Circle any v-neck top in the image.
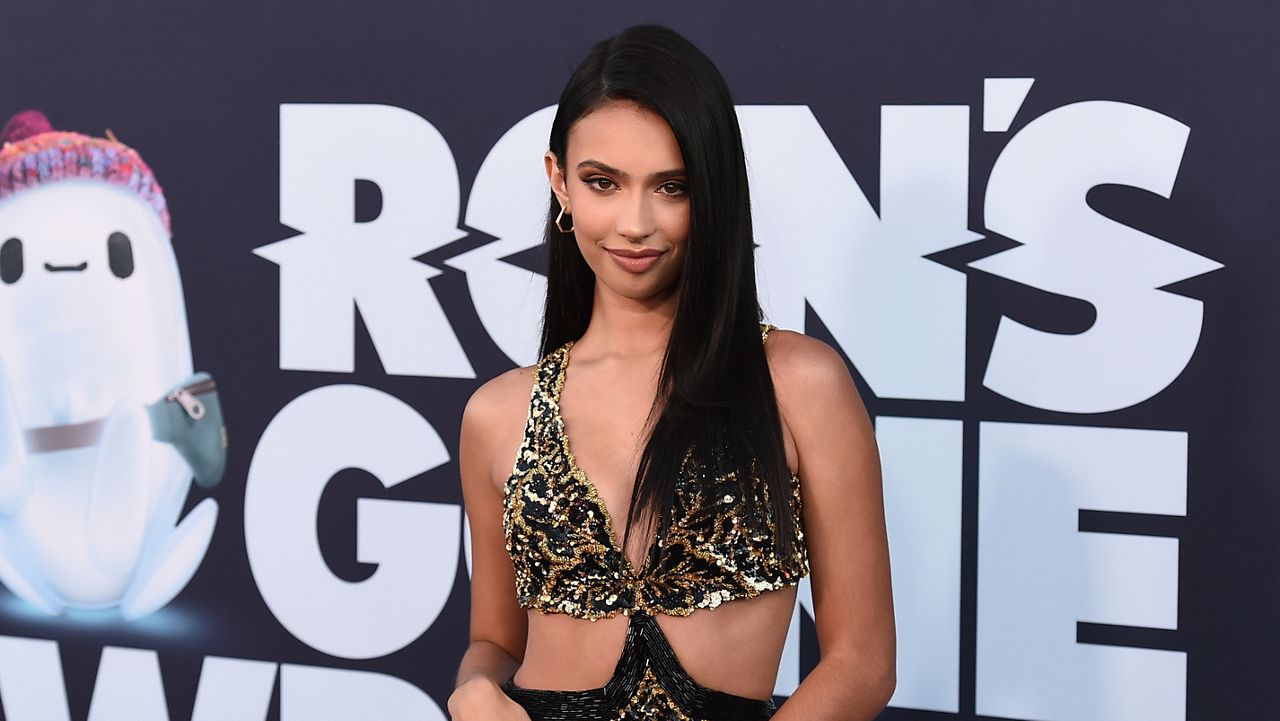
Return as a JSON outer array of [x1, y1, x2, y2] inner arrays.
[[502, 324, 809, 619]]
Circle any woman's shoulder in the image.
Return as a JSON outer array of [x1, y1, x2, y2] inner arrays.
[[762, 327, 852, 394], [460, 364, 540, 489], [464, 364, 537, 431]]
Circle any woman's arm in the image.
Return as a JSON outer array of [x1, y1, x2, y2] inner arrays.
[[448, 371, 534, 720], [767, 332, 896, 721]]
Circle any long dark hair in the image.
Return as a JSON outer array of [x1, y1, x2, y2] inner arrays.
[[541, 24, 800, 564]]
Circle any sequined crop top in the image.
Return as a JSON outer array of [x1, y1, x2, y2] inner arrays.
[[502, 325, 809, 620]]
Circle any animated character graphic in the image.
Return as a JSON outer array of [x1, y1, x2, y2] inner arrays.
[[0, 110, 226, 621]]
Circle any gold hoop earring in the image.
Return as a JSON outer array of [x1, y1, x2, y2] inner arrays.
[[555, 206, 574, 233]]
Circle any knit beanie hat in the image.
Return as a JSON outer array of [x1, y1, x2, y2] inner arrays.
[[0, 110, 170, 233]]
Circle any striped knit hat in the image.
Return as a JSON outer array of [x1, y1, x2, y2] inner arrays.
[[0, 110, 170, 233]]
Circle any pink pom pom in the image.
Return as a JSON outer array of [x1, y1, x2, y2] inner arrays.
[[1, 110, 55, 144]]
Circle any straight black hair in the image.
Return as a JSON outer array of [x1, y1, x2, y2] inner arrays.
[[541, 24, 800, 565]]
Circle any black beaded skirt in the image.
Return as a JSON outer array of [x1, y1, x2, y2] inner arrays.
[[502, 611, 776, 721]]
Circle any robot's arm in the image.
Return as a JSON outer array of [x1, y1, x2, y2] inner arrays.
[[0, 359, 31, 514]]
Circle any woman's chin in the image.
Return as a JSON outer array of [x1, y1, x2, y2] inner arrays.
[[598, 275, 680, 304]]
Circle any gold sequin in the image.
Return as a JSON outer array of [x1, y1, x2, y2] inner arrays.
[[502, 324, 809, 620]]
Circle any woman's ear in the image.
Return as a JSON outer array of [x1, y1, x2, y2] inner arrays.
[[545, 151, 570, 211]]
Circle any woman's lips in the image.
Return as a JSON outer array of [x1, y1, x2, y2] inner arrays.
[[605, 247, 666, 274]]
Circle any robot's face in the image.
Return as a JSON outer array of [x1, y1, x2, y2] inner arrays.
[[0, 180, 169, 322], [2, 225, 138, 281], [0, 180, 189, 425]]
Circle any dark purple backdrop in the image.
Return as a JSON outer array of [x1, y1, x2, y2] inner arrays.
[[0, 2, 1274, 720]]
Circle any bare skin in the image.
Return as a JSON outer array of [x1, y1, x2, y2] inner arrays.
[[450, 100, 895, 721]]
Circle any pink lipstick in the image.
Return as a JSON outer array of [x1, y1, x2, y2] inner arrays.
[[605, 247, 666, 274]]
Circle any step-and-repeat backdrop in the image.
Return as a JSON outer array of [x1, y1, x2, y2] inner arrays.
[[0, 2, 1273, 720]]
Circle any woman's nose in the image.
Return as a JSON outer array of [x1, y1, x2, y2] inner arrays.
[[615, 192, 656, 241]]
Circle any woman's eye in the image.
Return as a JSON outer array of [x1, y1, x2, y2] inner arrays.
[[0, 237, 22, 284], [107, 231, 134, 279], [586, 177, 615, 191], [659, 182, 687, 196]]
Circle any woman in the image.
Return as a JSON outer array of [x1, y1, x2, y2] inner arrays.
[[449, 24, 894, 721]]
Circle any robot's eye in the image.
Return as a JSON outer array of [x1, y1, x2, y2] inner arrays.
[[108, 232, 134, 279], [0, 237, 21, 284]]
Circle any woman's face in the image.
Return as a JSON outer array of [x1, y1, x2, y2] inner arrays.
[[546, 100, 690, 304]]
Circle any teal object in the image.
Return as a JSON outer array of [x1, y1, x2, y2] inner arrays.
[[146, 372, 227, 488]]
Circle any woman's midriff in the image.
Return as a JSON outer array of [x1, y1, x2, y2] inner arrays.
[[513, 584, 797, 701]]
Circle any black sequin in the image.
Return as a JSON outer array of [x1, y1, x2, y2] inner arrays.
[[503, 611, 777, 720], [501, 324, 809, 719]]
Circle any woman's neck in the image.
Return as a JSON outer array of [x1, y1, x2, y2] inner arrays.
[[576, 282, 677, 358]]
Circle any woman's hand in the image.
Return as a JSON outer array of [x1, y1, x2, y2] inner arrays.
[[447, 677, 532, 721]]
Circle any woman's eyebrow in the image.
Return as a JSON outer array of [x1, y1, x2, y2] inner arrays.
[[649, 168, 687, 181], [577, 159, 686, 181]]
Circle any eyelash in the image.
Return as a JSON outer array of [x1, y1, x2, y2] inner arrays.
[[581, 176, 687, 197], [658, 181, 688, 197]]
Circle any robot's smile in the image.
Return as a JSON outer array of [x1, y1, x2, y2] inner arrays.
[[44, 262, 88, 272]]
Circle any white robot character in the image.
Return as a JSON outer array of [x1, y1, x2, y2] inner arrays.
[[0, 110, 226, 620]]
